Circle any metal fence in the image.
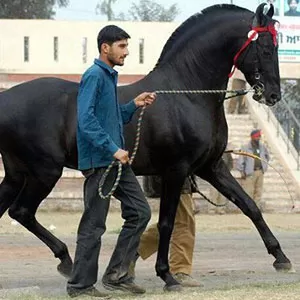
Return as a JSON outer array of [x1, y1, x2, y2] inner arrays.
[[263, 79, 300, 170]]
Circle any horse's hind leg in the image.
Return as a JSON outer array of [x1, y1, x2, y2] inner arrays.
[[7, 173, 73, 278], [199, 160, 292, 272]]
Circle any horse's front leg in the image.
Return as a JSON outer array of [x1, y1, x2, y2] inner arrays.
[[198, 159, 293, 272], [156, 173, 186, 291]]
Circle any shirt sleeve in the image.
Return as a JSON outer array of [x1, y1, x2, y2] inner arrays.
[[77, 73, 119, 156], [120, 100, 138, 124]]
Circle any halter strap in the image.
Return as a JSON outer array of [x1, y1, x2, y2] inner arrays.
[[228, 25, 277, 78]]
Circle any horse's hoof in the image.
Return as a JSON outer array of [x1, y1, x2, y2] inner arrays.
[[163, 283, 182, 292], [273, 260, 293, 273], [57, 260, 73, 278]]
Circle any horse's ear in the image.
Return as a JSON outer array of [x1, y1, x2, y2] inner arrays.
[[266, 4, 274, 18], [253, 3, 273, 27]]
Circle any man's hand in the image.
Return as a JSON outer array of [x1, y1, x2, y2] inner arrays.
[[134, 92, 156, 107], [113, 149, 129, 164]]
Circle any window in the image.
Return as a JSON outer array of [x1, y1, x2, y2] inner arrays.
[[82, 37, 87, 63], [139, 38, 144, 64], [54, 37, 59, 62], [24, 36, 29, 62]]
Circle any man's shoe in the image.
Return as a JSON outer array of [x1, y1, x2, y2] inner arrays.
[[67, 286, 111, 298], [102, 280, 146, 294], [173, 273, 203, 288]]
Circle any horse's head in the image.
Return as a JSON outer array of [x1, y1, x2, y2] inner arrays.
[[231, 3, 280, 106]]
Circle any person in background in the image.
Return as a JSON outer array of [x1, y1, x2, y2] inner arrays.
[[227, 78, 247, 114], [209, 150, 234, 214], [236, 129, 270, 211], [136, 176, 202, 287]]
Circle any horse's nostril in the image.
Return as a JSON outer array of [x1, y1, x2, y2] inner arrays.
[[270, 94, 279, 105]]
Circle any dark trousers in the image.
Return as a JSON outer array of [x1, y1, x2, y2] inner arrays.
[[67, 165, 151, 290]]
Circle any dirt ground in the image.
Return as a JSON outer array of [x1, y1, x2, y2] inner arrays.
[[0, 212, 300, 298]]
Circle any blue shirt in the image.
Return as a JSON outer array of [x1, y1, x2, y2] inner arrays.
[[77, 58, 137, 170]]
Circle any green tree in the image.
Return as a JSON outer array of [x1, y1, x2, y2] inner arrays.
[[95, 0, 118, 21], [128, 0, 179, 22], [0, 0, 69, 19]]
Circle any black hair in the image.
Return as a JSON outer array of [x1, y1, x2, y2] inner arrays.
[[97, 25, 130, 53], [288, 0, 299, 5]]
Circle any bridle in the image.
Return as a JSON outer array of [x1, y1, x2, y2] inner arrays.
[[228, 23, 278, 102]]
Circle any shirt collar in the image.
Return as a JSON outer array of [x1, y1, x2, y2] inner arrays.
[[94, 58, 118, 76]]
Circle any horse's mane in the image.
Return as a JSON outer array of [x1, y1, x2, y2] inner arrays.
[[154, 4, 251, 69]]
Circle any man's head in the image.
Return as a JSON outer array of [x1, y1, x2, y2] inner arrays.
[[250, 129, 262, 143], [288, 0, 299, 10], [97, 25, 131, 67]]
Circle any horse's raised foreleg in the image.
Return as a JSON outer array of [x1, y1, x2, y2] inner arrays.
[[7, 173, 73, 278], [198, 160, 292, 272], [155, 170, 187, 291]]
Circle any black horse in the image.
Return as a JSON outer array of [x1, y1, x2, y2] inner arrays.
[[0, 3, 292, 291]]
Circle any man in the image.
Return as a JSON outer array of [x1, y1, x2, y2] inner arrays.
[[236, 129, 270, 211], [285, 0, 300, 16], [136, 177, 201, 287], [66, 25, 156, 298]]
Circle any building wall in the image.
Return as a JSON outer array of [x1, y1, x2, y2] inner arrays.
[[0, 18, 299, 86], [0, 20, 175, 77]]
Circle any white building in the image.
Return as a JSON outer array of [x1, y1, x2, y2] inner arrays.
[[0, 17, 299, 88]]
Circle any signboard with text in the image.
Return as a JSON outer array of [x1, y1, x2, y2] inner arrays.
[[259, 0, 300, 62], [278, 22, 300, 62]]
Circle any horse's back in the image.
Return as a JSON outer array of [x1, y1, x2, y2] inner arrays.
[[1, 77, 78, 100], [0, 77, 79, 168]]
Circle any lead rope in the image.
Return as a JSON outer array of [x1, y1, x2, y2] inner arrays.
[[98, 86, 262, 200], [190, 150, 295, 209], [226, 150, 295, 210]]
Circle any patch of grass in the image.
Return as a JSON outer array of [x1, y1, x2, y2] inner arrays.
[[108, 227, 122, 234], [1, 212, 300, 237], [6, 282, 300, 300]]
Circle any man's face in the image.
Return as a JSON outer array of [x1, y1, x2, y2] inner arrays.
[[251, 136, 261, 143], [106, 39, 129, 67], [289, 0, 299, 10]]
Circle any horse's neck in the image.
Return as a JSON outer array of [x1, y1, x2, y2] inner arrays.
[[154, 19, 249, 90]]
